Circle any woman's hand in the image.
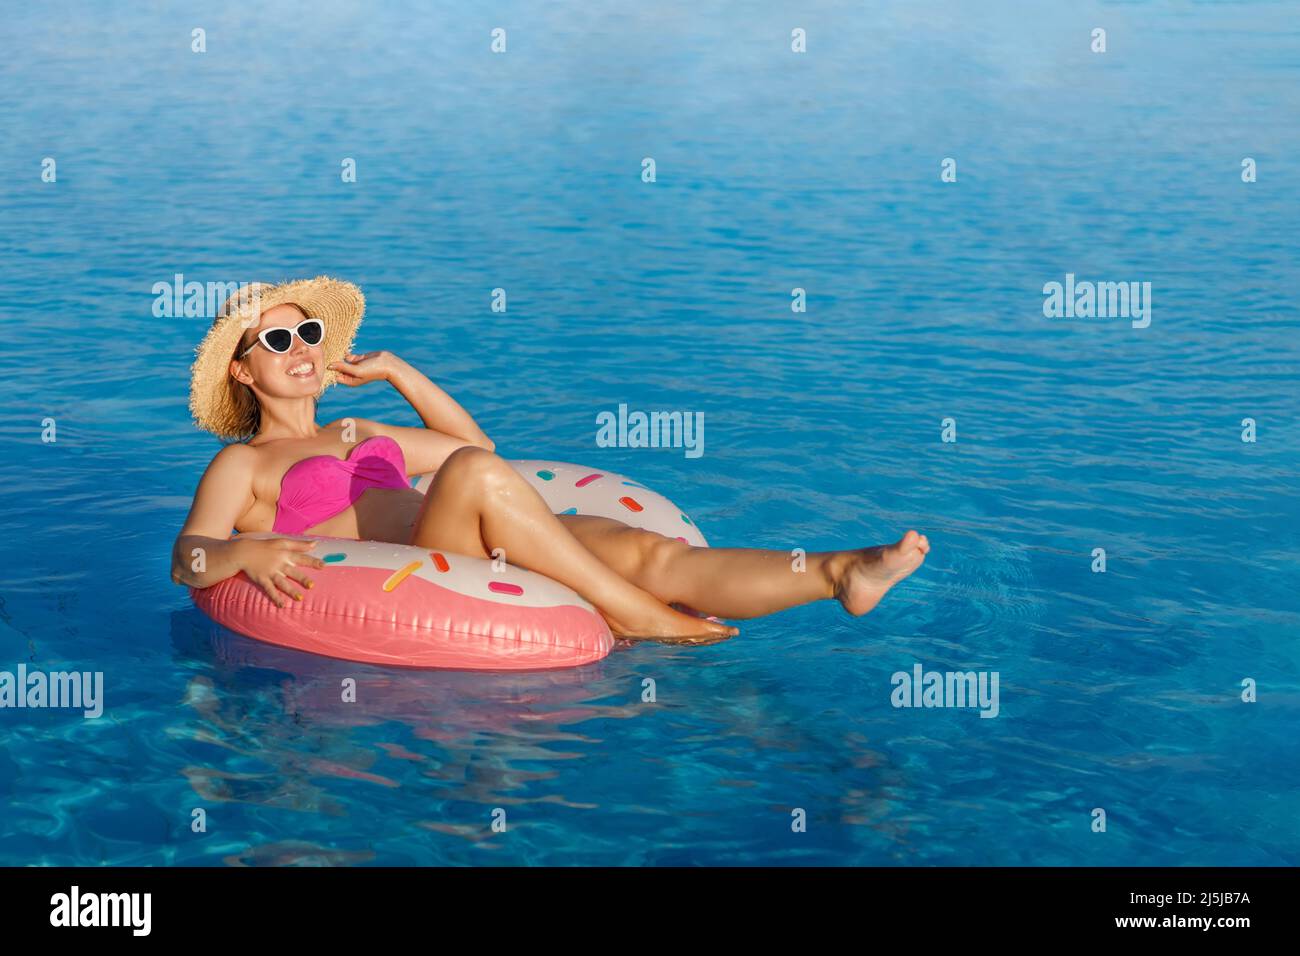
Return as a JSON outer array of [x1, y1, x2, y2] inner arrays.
[[327, 350, 407, 387], [236, 537, 328, 608]]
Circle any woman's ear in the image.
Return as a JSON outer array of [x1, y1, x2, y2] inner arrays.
[[229, 358, 254, 386]]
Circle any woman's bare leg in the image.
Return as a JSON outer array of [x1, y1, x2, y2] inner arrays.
[[407, 448, 738, 642], [558, 515, 930, 620]]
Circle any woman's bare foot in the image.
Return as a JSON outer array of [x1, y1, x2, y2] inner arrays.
[[833, 531, 930, 616], [605, 598, 739, 644]]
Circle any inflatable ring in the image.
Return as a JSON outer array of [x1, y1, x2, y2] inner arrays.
[[190, 460, 709, 671]]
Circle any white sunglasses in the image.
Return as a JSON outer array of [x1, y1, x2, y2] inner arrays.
[[238, 318, 325, 359]]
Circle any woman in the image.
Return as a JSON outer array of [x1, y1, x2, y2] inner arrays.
[[171, 277, 929, 642]]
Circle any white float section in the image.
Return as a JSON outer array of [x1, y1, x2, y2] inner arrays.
[[411, 459, 710, 548]]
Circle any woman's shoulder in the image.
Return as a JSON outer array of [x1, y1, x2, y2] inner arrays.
[[205, 440, 262, 478]]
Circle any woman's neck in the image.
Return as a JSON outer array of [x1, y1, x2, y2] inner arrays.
[[251, 397, 320, 443]]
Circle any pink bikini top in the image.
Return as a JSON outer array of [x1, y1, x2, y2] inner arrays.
[[273, 435, 410, 535]]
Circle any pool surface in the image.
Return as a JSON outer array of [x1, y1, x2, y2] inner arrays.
[[0, 1, 1297, 865]]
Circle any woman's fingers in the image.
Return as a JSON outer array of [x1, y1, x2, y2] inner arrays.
[[281, 566, 315, 591], [271, 571, 303, 602], [251, 540, 329, 606], [256, 576, 288, 608], [328, 362, 364, 386], [328, 354, 377, 384]]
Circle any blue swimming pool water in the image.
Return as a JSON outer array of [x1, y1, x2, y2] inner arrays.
[[1, 1, 1297, 866]]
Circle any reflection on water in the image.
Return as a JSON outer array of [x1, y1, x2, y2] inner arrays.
[[166, 610, 905, 864]]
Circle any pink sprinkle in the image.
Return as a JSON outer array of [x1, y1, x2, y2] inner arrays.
[[575, 473, 603, 487], [676, 536, 689, 543], [488, 581, 524, 596]]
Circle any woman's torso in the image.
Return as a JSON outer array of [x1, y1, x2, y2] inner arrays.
[[235, 428, 426, 542]]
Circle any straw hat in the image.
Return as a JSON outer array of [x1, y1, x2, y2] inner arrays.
[[188, 276, 365, 439]]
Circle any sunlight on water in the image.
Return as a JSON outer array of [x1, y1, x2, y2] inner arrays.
[[0, 0, 1296, 865]]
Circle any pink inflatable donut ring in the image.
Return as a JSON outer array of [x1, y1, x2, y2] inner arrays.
[[190, 460, 710, 671]]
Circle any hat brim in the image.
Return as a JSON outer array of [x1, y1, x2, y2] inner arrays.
[[188, 276, 365, 439]]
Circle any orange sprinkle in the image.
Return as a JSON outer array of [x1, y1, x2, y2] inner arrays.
[[430, 552, 450, 573], [618, 496, 644, 513], [382, 560, 423, 592]]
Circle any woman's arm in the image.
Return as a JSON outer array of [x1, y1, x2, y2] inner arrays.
[[171, 444, 255, 588], [329, 351, 493, 450], [388, 356, 493, 450], [326, 351, 496, 474], [171, 444, 325, 605]]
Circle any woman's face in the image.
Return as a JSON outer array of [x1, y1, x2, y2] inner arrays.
[[231, 303, 323, 397]]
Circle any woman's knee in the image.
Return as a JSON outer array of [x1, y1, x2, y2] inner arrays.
[[437, 445, 513, 496], [639, 531, 690, 586]]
